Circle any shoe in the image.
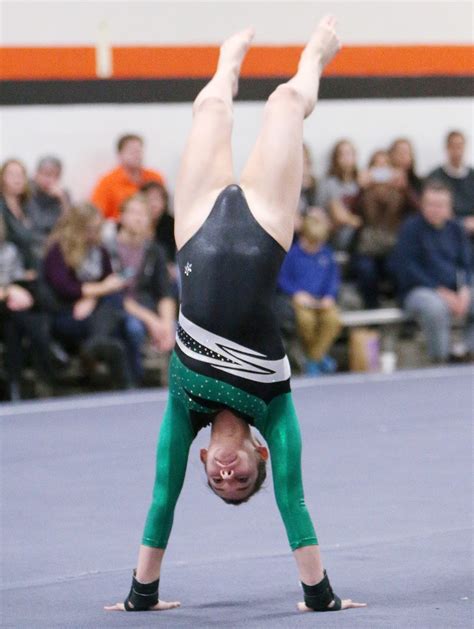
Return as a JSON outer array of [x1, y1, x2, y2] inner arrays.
[[319, 355, 338, 374], [305, 360, 323, 377], [49, 341, 71, 368]]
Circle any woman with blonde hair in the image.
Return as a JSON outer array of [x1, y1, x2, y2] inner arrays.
[[44, 203, 132, 389]]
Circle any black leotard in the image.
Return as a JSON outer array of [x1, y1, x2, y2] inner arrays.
[[175, 184, 291, 403]]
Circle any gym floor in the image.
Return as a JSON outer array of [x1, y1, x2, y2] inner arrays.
[[1, 365, 472, 628]]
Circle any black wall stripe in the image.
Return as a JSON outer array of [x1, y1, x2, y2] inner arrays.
[[1, 76, 472, 106]]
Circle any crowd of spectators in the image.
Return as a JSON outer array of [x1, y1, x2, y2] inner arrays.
[[0, 130, 473, 400]]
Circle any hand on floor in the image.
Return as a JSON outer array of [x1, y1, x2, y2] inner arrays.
[[104, 599, 180, 611], [297, 598, 367, 612]]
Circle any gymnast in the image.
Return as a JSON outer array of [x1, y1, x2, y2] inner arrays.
[[106, 15, 366, 614]]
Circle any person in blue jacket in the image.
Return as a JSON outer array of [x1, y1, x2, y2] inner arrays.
[[279, 208, 342, 375], [391, 179, 473, 363]]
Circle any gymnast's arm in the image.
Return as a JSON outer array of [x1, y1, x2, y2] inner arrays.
[[105, 394, 194, 612], [261, 394, 321, 583], [141, 394, 195, 549], [262, 393, 366, 612]]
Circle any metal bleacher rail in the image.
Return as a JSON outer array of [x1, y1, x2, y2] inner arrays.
[[340, 307, 409, 328]]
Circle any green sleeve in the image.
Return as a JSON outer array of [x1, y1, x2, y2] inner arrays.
[[142, 394, 194, 548], [261, 393, 319, 551]]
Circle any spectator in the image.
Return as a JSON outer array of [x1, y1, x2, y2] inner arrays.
[[428, 130, 474, 237], [358, 149, 394, 185], [28, 156, 71, 243], [352, 150, 407, 308], [278, 208, 342, 376], [0, 159, 42, 272], [388, 137, 422, 213], [297, 143, 319, 217], [140, 180, 179, 300], [44, 203, 133, 389], [321, 139, 361, 250], [91, 133, 166, 222], [391, 181, 473, 363], [105, 193, 176, 384], [140, 181, 176, 263], [0, 214, 54, 400]]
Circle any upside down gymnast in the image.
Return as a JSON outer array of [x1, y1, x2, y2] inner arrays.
[[106, 15, 366, 614]]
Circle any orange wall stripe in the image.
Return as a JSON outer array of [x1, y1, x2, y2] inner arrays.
[[329, 45, 474, 77], [0, 47, 96, 80], [1, 45, 473, 81], [113, 46, 218, 79]]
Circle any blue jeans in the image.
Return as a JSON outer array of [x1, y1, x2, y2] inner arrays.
[[122, 315, 147, 383], [352, 254, 391, 309], [404, 287, 474, 361]]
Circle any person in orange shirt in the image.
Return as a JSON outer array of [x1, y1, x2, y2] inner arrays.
[[91, 134, 166, 221]]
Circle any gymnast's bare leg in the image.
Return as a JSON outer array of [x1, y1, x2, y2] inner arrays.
[[174, 27, 255, 249], [240, 15, 340, 251]]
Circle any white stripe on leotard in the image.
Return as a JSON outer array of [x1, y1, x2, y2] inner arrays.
[[176, 310, 291, 384]]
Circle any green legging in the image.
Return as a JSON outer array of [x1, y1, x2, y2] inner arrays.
[[142, 353, 318, 551]]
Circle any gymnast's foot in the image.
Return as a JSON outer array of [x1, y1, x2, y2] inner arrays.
[[289, 14, 341, 117], [218, 26, 255, 96], [301, 14, 341, 73]]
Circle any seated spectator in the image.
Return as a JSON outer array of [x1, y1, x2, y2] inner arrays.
[[391, 181, 473, 363], [0, 159, 43, 273], [321, 139, 361, 250], [44, 203, 133, 389], [0, 214, 54, 400], [28, 156, 71, 243], [428, 130, 474, 238], [140, 180, 179, 298], [297, 143, 320, 222], [352, 150, 407, 308], [105, 193, 176, 384], [278, 208, 342, 376], [92, 133, 166, 222], [388, 137, 422, 214], [140, 181, 176, 262], [358, 150, 395, 187]]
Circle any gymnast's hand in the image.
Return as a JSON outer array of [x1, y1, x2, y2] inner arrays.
[[297, 598, 367, 612], [104, 599, 180, 612]]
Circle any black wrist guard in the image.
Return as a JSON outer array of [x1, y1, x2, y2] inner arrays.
[[124, 569, 159, 611], [301, 570, 342, 612]]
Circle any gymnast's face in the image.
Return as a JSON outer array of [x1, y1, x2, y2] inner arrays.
[[200, 418, 268, 502]]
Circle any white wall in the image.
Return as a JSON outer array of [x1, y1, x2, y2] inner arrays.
[[2, 0, 472, 45], [2, 98, 472, 202], [1, 1, 472, 201]]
